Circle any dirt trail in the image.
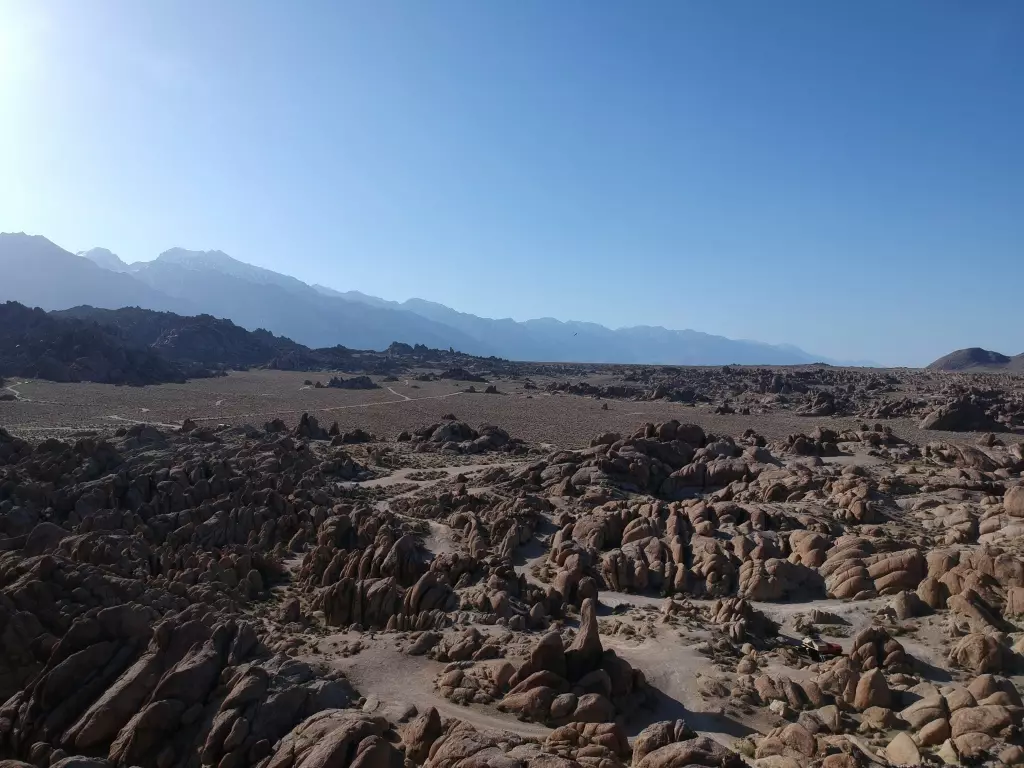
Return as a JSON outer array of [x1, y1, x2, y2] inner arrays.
[[358, 462, 520, 490], [188, 390, 466, 424], [387, 386, 412, 401], [103, 414, 181, 429], [2, 381, 60, 405]]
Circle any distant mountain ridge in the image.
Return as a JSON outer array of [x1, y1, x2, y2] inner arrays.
[[0, 234, 189, 314], [927, 347, 1024, 372], [7, 232, 857, 365]]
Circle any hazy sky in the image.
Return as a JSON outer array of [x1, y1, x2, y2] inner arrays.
[[2, 1, 1022, 366]]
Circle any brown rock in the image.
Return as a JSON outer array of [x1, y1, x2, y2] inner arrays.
[[999, 745, 1024, 766], [565, 599, 603, 682], [953, 731, 996, 760], [916, 717, 951, 747], [530, 632, 567, 679], [820, 756, 858, 768], [916, 577, 948, 610], [632, 720, 695, 764], [968, 674, 1023, 706], [68, 650, 164, 749], [900, 695, 947, 730], [498, 686, 557, 720], [349, 735, 404, 768], [779, 722, 816, 757], [950, 704, 1012, 737], [570, 693, 616, 723], [264, 710, 390, 768], [400, 707, 442, 764], [1007, 587, 1024, 616], [949, 633, 1008, 674], [945, 687, 977, 712], [853, 668, 890, 711], [549, 693, 577, 721], [635, 737, 743, 768]]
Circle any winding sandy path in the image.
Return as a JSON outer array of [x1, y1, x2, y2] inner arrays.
[[103, 414, 182, 429], [387, 386, 412, 401], [2, 381, 60, 405]]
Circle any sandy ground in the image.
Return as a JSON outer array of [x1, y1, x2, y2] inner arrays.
[[309, 637, 552, 739], [0, 369, 984, 447]]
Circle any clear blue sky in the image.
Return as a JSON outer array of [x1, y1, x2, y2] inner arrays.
[[2, 1, 1022, 366]]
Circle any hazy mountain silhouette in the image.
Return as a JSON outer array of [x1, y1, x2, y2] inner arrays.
[[316, 288, 839, 365], [78, 247, 132, 272], [127, 249, 486, 351], [0, 234, 188, 314], [3, 232, 850, 364]]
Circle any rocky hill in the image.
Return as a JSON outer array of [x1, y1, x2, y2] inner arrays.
[[54, 306, 310, 368], [3, 302, 512, 385], [0, 302, 195, 385], [927, 347, 1024, 372]]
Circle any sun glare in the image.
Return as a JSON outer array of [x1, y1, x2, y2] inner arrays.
[[0, 3, 39, 95]]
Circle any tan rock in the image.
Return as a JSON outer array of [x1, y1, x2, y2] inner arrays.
[[953, 731, 996, 760], [861, 706, 898, 730], [968, 673, 1022, 706], [944, 687, 977, 712], [949, 633, 1007, 674], [885, 732, 922, 766], [915, 717, 950, 747], [900, 694, 947, 729], [999, 745, 1024, 766], [1007, 586, 1024, 616], [936, 738, 960, 765], [753, 757, 801, 768], [779, 722, 816, 757], [1004, 485, 1024, 517], [820, 756, 858, 768]]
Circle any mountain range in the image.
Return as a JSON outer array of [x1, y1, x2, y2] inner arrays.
[[1, 232, 857, 365]]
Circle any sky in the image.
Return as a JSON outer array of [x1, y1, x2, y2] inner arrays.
[[1, 1, 1022, 367]]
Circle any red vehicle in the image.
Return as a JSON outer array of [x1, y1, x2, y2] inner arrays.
[[801, 635, 843, 661]]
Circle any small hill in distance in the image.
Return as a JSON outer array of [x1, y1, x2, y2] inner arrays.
[[927, 347, 1024, 372]]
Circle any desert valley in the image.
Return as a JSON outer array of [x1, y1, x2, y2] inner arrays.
[[2, 237, 1024, 768]]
